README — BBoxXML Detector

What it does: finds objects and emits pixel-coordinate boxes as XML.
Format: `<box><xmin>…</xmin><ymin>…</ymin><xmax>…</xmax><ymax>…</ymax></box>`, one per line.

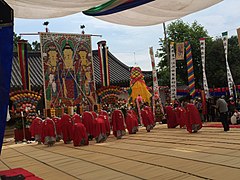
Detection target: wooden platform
<box><xmin>1</xmin><ymin>124</ymin><xmax>240</xmax><ymax>180</ymax></box>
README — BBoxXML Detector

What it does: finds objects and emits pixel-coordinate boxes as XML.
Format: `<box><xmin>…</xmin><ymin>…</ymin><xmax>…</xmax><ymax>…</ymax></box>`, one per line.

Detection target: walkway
<box><xmin>1</xmin><ymin>124</ymin><xmax>240</xmax><ymax>180</ymax></box>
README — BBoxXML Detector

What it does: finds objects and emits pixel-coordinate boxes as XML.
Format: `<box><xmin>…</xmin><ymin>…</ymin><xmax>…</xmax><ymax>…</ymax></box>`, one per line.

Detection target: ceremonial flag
<box><xmin>222</xmin><ymin>31</ymin><xmax>234</xmax><ymax>96</ymax></box>
<box><xmin>170</xmin><ymin>42</ymin><xmax>177</xmax><ymax>101</ymax></box>
<box><xmin>199</xmin><ymin>38</ymin><xmax>209</xmax><ymax>98</ymax></box>
<box><xmin>149</xmin><ymin>47</ymin><xmax>164</xmax><ymax>120</ymax></box>
<box><xmin>17</xmin><ymin>40</ymin><xmax>30</xmax><ymax>90</ymax></box>
<box><xmin>0</xmin><ymin>1</ymin><xmax>13</xmax><ymax>154</ymax></box>
<box><xmin>176</xmin><ymin>42</ymin><xmax>185</xmax><ymax>60</ymax></box>
<box><xmin>98</xmin><ymin>41</ymin><xmax>110</xmax><ymax>86</ymax></box>
<box><xmin>185</xmin><ymin>41</ymin><xmax>196</xmax><ymax>97</ymax></box>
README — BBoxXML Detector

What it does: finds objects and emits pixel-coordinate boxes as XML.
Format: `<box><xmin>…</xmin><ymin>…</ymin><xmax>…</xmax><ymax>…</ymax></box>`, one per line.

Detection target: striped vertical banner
<box><xmin>149</xmin><ymin>47</ymin><xmax>164</xmax><ymax>121</ymax></box>
<box><xmin>170</xmin><ymin>42</ymin><xmax>177</xmax><ymax>101</ymax></box>
<box><xmin>97</xmin><ymin>41</ymin><xmax>110</xmax><ymax>86</ymax></box>
<box><xmin>199</xmin><ymin>38</ymin><xmax>209</xmax><ymax>98</ymax></box>
<box><xmin>185</xmin><ymin>41</ymin><xmax>196</xmax><ymax>97</ymax></box>
<box><xmin>17</xmin><ymin>40</ymin><xmax>30</xmax><ymax>90</ymax></box>
<box><xmin>222</xmin><ymin>32</ymin><xmax>234</xmax><ymax>96</ymax></box>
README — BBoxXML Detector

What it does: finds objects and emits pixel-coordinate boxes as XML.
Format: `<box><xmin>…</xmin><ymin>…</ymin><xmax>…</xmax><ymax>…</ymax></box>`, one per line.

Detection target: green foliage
<box><xmin>228</xmin><ymin>36</ymin><xmax>240</xmax><ymax>85</ymax></box>
<box><xmin>13</xmin><ymin>33</ymin><xmax>40</xmax><ymax>52</ymax></box>
<box><xmin>13</xmin><ymin>33</ymin><xmax>21</xmax><ymax>52</ymax></box>
<box><xmin>32</xmin><ymin>40</ymin><xmax>41</xmax><ymax>51</ymax></box>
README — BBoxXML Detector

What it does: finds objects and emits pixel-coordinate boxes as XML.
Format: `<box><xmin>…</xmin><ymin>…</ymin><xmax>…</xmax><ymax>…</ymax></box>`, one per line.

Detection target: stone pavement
<box><xmin>1</xmin><ymin>124</ymin><xmax>240</xmax><ymax>180</ymax></box>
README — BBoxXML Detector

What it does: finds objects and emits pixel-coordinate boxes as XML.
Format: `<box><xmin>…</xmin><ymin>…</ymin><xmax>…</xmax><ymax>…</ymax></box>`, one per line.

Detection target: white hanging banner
<box><xmin>170</xmin><ymin>42</ymin><xmax>177</xmax><ymax>101</ymax></box>
<box><xmin>222</xmin><ymin>32</ymin><xmax>234</xmax><ymax>96</ymax></box>
<box><xmin>199</xmin><ymin>38</ymin><xmax>209</xmax><ymax>98</ymax></box>
<box><xmin>149</xmin><ymin>47</ymin><xmax>164</xmax><ymax>119</ymax></box>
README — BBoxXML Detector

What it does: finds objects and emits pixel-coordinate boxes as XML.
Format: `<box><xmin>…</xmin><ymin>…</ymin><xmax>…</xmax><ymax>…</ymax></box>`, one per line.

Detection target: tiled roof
<box><xmin>11</xmin><ymin>50</ymin><xmax>152</xmax><ymax>89</ymax></box>
<box><xmin>11</xmin><ymin>52</ymin><xmax>43</xmax><ymax>90</ymax></box>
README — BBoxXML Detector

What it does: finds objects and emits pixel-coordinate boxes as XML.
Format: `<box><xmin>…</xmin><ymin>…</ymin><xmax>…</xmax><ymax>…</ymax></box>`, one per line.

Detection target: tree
<box><xmin>13</xmin><ymin>32</ymin><xmax>33</xmax><ymax>52</ymax></box>
<box><xmin>228</xmin><ymin>36</ymin><xmax>240</xmax><ymax>85</ymax></box>
<box><xmin>157</xmin><ymin>20</ymin><xmax>209</xmax><ymax>88</ymax></box>
<box><xmin>32</xmin><ymin>40</ymin><xmax>40</xmax><ymax>51</ymax></box>
<box><xmin>205</xmin><ymin>36</ymin><xmax>240</xmax><ymax>88</ymax></box>
<box><xmin>13</xmin><ymin>33</ymin><xmax>21</xmax><ymax>52</ymax></box>
<box><xmin>205</xmin><ymin>38</ymin><xmax>226</xmax><ymax>87</ymax></box>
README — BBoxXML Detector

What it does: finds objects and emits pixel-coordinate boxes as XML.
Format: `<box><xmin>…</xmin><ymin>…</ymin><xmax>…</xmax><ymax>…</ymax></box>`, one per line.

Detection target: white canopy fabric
<box><xmin>5</xmin><ymin>0</ymin><xmax>109</xmax><ymax>19</ymax></box>
<box><xmin>6</xmin><ymin>0</ymin><xmax>222</xmax><ymax>26</ymax></box>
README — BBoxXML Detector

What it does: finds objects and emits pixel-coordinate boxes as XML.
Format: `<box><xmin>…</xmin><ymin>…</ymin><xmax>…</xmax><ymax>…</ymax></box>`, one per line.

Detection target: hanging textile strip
<box><xmin>199</xmin><ymin>38</ymin><xmax>209</xmax><ymax>98</ymax></box>
<box><xmin>17</xmin><ymin>40</ymin><xmax>30</xmax><ymax>90</ymax></box>
<box><xmin>98</xmin><ymin>42</ymin><xmax>104</xmax><ymax>86</ymax></box>
<box><xmin>104</xmin><ymin>42</ymin><xmax>110</xmax><ymax>86</ymax></box>
<box><xmin>222</xmin><ymin>32</ymin><xmax>234</xmax><ymax>96</ymax></box>
<box><xmin>170</xmin><ymin>42</ymin><xmax>177</xmax><ymax>101</ymax></box>
<box><xmin>83</xmin><ymin>0</ymin><xmax>154</xmax><ymax>16</ymax></box>
<box><xmin>98</xmin><ymin>41</ymin><xmax>110</xmax><ymax>86</ymax></box>
<box><xmin>185</xmin><ymin>41</ymin><xmax>196</xmax><ymax>97</ymax></box>
<box><xmin>149</xmin><ymin>47</ymin><xmax>164</xmax><ymax>120</ymax></box>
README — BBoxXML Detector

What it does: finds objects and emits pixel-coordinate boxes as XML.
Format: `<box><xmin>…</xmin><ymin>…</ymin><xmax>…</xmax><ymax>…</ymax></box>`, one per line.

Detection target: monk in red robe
<box><xmin>52</xmin><ymin>116</ymin><xmax>62</xmax><ymax>142</ymax></box>
<box><xmin>30</xmin><ymin>116</ymin><xmax>42</xmax><ymax>144</ymax></box>
<box><xmin>111</xmin><ymin>109</ymin><xmax>126</xmax><ymax>139</ymax></box>
<box><xmin>144</xmin><ymin>105</ymin><xmax>155</xmax><ymax>126</ymax></box>
<box><xmin>41</xmin><ymin>117</ymin><xmax>56</xmax><ymax>146</ymax></box>
<box><xmin>175</xmin><ymin>107</ymin><xmax>186</xmax><ymax>128</ymax></box>
<box><xmin>165</xmin><ymin>105</ymin><xmax>178</xmax><ymax>128</ymax></box>
<box><xmin>99</xmin><ymin>110</ymin><xmax>111</xmax><ymax>136</ymax></box>
<box><xmin>94</xmin><ymin>115</ymin><xmax>107</xmax><ymax>143</ymax></box>
<box><xmin>125</xmin><ymin>110</ymin><xmax>138</xmax><ymax>134</ymax></box>
<box><xmin>141</xmin><ymin>109</ymin><xmax>153</xmax><ymax>132</ymax></box>
<box><xmin>91</xmin><ymin>111</ymin><xmax>97</xmax><ymax>119</ymax></box>
<box><xmin>60</xmin><ymin>113</ymin><xmax>73</xmax><ymax>144</ymax></box>
<box><xmin>72</xmin><ymin>113</ymin><xmax>82</xmax><ymax>123</ymax></box>
<box><xmin>82</xmin><ymin>111</ymin><xmax>95</xmax><ymax>140</ymax></box>
<box><xmin>72</xmin><ymin>113</ymin><xmax>89</xmax><ymax>146</ymax></box>
<box><xmin>185</xmin><ymin>103</ymin><xmax>202</xmax><ymax>133</ymax></box>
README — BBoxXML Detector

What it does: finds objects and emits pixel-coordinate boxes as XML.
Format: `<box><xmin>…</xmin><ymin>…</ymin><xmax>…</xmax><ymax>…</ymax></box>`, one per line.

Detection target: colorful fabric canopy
<box><xmin>6</xmin><ymin>0</ymin><xmax>222</xmax><ymax>26</ymax></box>
<box><xmin>94</xmin><ymin>0</ymin><xmax>223</xmax><ymax>26</ymax></box>
<box><xmin>83</xmin><ymin>0</ymin><xmax>154</xmax><ymax>16</ymax></box>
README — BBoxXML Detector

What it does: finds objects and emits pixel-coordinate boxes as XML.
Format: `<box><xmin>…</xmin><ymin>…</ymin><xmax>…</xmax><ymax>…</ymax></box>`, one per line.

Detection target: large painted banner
<box><xmin>40</xmin><ymin>33</ymin><xmax>96</xmax><ymax>109</ymax></box>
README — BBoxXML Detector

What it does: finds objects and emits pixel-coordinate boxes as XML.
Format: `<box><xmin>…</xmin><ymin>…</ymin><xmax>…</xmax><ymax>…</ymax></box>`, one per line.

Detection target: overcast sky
<box><xmin>14</xmin><ymin>0</ymin><xmax>240</xmax><ymax>71</ymax></box>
